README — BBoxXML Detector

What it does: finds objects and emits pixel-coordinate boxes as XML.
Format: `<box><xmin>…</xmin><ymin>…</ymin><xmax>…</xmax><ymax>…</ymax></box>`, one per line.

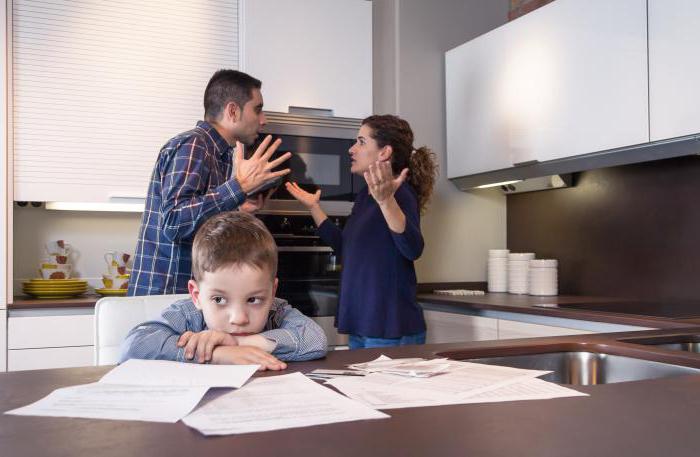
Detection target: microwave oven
<box><xmin>248</xmin><ymin>111</ymin><xmax>363</xmax><ymax>216</ymax></box>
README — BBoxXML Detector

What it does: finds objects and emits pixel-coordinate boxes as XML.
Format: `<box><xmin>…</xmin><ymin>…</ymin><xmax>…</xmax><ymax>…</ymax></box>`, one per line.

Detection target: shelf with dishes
<box><xmin>22</xmin><ymin>241</ymin><xmax>131</xmax><ymax>298</ymax></box>
<box><xmin>21</xmin><ymin>279</ymin><xmax>128</xmax><ymax>298</ymax></box>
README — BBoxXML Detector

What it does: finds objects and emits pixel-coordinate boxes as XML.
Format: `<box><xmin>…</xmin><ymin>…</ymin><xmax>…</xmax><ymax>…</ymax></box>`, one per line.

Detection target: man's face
<box><xmin>234</xmin><ymin>88</ymin><xmax>266</xmax><ymax>145</ymax></box>
<box><xmin>188</xmin><ymin>263</ymin><xmax>277</xmax><ymax>336</ymax></box>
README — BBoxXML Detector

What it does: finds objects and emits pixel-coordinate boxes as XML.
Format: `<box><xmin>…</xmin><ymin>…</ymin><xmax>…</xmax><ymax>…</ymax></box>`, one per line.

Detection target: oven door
<box><xmin>275</xmin><ymin>246</ymin><xmax>340</xmax><ymax>318</ymax></box>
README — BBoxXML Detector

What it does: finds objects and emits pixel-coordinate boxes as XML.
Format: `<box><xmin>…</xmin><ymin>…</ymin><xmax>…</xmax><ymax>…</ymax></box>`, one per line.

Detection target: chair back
<box><xmin>94</xmin><ymin>294</ymin><xmax>189</xmax><ymax>365</ymax></box>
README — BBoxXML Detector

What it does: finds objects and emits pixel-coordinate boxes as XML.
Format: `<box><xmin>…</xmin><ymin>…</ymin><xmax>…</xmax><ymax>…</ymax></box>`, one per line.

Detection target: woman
<box><xmin>285</xmin><ymin>114</ymin><xmax>437</xmax><ymax>349</ymax></box>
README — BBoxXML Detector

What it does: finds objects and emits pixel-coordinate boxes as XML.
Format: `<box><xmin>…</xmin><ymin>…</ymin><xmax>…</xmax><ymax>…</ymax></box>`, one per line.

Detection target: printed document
<box><xmin>327</xmin><ymin>358</ymin><xmax>587</xmax><ymax>409</ymax></box>
<box><xmin>99</xmin><ymin>359</ymin><xmax>258</xmax><ymax>388</ymax></box>
<box><xmin>183</xmin><ymin>372</ymin><xmax>389</xmax><ymax>435</ymax></box>
<box><xmin>5</xmin><ymin>383</ymin><xmax>209</xmax><ymax>423</ymax></box>
<box><xmin>5</xmin><ymin>359</ymin><xmax>259</xmax><ymax>423</ymax></box>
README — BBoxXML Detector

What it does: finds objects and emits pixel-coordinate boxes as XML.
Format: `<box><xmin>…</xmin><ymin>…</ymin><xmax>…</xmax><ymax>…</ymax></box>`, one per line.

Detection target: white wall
<box><xmin>10</xmin><ymin>1</ymin><xmax>510</xmax><ymax>295</ymax></box>
<box><xmin>12</xmin><ymin>208</ymin><xmax>141</xmax><ymax>291</ymax></box>
<box><xmin>373</xmin><ymin>0</ymin><xmax>509</xmax><ymax>282</ymax></box>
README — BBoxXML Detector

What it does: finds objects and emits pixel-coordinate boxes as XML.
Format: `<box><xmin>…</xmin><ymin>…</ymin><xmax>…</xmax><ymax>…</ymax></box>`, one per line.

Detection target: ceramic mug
<box><xmin>104</xmin><ymin>251</ymin><xmax>131</xmax><ymax>268</ymax></box>
<box><xmin>45</xmin><ymin>240</ymin><xmax>71</xmax><ymax>256</ymax></box>
<box><xmin>44</xmin><ymin>253</ymin><xmax>69</xmax><ymax>265</ymax></box>
<box><xmin>102</xmin><ymin>274</ymin><xmax>130</xmax><ymax>290</ymax></box>
<box><xmin>39</xmin><ymin>264</ymin><xmax>71</xmax><ymax>280</ymax></box>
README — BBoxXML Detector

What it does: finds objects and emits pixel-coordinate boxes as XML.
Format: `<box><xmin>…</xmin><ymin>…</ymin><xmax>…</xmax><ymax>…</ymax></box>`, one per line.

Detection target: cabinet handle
<box><xmin>512</xmin><ymin>159</ymin><xmax>539</xmax><ymax>167</ymax></box>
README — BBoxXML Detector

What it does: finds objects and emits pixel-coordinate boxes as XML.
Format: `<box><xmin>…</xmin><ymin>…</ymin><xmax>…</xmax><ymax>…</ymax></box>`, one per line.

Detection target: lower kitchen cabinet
<box><xmin>498</xmin><ymin>319</ymin><xmax>592</xmax><ymax>340</ymax></box>
<box><xmin>0</xmin><ymin>310</ymin><xmax>6</xmax><ymax>372</ymax></box>
<box><xmin>8</xmin><ymin>346</ymin><xmax>93</xmax><ymax>371</ymax></box>
<box><xmin>312</xmin><ymin>316</ymin><xmax>349</xmax><ymax>348</ymax></box>
<box><xmin>424</xmin><ymin>310</ymin><xmax>593</xmax><ymax>344</ymax></box>
<box><xmin>424</xmin><ymin>310</ymin><xmax>498</xmax><ymax>344</ymax></box>
<box><xmin>7</xmin><ymin>312</ymin><xmax>94</xmax><ymax>371</ymax></box>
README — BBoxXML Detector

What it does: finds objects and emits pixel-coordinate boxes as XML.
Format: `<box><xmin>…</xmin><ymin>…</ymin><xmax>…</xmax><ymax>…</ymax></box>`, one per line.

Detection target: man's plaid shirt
<box><xmin>128</xmin><ymin>121</ymin><xmax>245</xmax><ymax>296</ymax></box>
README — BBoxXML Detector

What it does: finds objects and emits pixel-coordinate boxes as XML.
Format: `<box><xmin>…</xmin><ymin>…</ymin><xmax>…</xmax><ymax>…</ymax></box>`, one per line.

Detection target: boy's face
<box><xmin>188</xmin><ymin>263</ymin><xmax>278</xmax><ymax>336</ymax></box>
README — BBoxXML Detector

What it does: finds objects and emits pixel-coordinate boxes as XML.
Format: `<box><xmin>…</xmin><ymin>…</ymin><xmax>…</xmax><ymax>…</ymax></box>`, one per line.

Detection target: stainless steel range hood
<box><xmin>452</xmin><ymin>134</ymin><xmax>700</xmax><ymax>193</ymax></box>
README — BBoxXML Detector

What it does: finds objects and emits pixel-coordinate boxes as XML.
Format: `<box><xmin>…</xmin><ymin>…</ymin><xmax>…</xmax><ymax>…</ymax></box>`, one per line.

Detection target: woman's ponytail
<box><xmin>408</xmin><ymin>146</ymin><xmax>438</xmax><ymax>214</ymax></box>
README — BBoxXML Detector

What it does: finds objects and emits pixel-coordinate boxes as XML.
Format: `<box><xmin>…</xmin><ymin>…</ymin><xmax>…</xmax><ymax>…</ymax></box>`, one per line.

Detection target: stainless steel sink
<box><xmin>464</xmin><ymin>351</ymin><xmax>700</xmax><ymax>385</ymax></box>
<box><xmin>653</xmin><ymin>342</ymin><xmax>700</xmax><ymax>352</ymax></box>
<box><xmin>622</xmin><ymin>335</ymin><xmax>700</xmax><ymax>354</ymax></box>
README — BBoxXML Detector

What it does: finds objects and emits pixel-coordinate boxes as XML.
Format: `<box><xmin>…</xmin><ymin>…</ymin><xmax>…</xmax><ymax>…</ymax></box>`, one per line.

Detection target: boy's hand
<box><xmin>177</xmin><ymin>330</ymin><xmax>238</xmax><ymax>363</ymax></box>
<box><xmin>212</xmin><ymin>346</ymin><xmax>287</xmax><ymax>371</ymax></box>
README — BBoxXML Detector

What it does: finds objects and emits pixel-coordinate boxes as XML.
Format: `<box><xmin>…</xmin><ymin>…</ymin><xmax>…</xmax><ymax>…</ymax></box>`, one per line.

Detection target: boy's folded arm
<box><xmin>119</xmin><ymin>322</ymin><xmax>190</xmax><ymax>363</ymax></box>
<box><xmin>118</xmin><ymin>300</ymin><xmax>202</xmax><ymax>364</ymax></box>
<box><xmin>259</xmin><ymin>306</ymin><xmax>328</xmax><ymax>362</ymax></box>
<box><xmin>235</xmin><ymin>334</ymin><xmax>276</xmax><ymax>353</ymax></box>
<box><xmin>210</xmin><ymin>345</ymin><xmax>286</xmax><ymax>370</ymax></box>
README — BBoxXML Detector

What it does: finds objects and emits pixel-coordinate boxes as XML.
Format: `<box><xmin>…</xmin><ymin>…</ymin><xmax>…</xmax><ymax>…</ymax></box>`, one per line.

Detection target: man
<box><xmin>128</xmin><ymin>69</ymin><xmax>291</xmax><ymax>296</ymax></box>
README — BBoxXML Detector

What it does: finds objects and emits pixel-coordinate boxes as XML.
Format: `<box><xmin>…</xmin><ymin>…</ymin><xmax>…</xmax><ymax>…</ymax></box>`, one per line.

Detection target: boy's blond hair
<box><xmin>191</xmin><ymin>211</ymin><xmax>277</xmax><ymax>281</ymax></box>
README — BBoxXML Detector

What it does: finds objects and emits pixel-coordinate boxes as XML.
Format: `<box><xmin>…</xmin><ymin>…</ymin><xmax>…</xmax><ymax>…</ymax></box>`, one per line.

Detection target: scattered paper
<box><xmin>348</xmin><ymin>356</ymin><xmax>451</xmax><ymax>377</ymax></box>
<box><xmin>183</xmin><ymin>372</ymin><xmax>389</xmax><ymax>435</ymax></box>
<box><xmin>5</xmin><ymin>383</ymin><xmax>209</xmax><ymax>423</ymax></box>
<box><xmin>306</xmin><ymin>369</ymin><xmax>367</xmax><ymax>381</ymax></box>
<box><xmin>100</xmin><ymin>359</ymin><xmax>259</xmax><ymax>388</ymax></box>
<box><xmin>327</xmin><ymin>358</ymin><xmax>586</xmax><ymax>410</ymax></box>
<box><xmin>5</xmin><ymin>359</ymin><xmax>260</xmax><ymax>422</ymax></box>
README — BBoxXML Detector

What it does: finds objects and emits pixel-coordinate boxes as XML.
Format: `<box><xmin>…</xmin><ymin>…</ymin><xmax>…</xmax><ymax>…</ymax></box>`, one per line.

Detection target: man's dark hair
<box><xmin>203</xmin><ymin>69</ymin><xmax>262</xmax><ymax>121</ymax></box>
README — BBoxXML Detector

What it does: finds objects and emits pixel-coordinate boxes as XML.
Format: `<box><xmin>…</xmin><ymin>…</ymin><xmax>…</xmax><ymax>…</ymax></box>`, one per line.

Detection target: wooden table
<box><xmin>2</xmin><ymin>335</ymin><xmax>700</xmax><ymax>457</ymax></box>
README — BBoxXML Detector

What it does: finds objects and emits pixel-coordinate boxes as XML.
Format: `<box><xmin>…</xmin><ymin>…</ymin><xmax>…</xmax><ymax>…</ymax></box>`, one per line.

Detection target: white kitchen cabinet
<box><xmin>498</xmin><ymin>319</ymin><xmax>592</xmax><ymax>340</ymax></box>
<box><xmin>0</xmin><ymin>310</ymin><xmax>6</xmax><ymax>372</ymax></box>
<box><xmin>312</xmin><ymin>316</ymin><xmax>349</xmax><ymax>348</ymax></box>
<box><xmin>446</xmin><ymin>0</ymin><xmax>648</xmax><ymax>178</ymax></box>
<box><xmin>11</xmin><ymin>0</ymin><xmax>241</xmax><ymax>203</ymax></box>
<box><xmin>8</xmin><ymin>346</ymin><xmax>93</xmax><ymax>371</ymax></box>
<box><xmin>7</xmin><ymin>313</ymin><xmax>94</xmax><ymax>371</ymax></box>
<box><xmin>1</xmin><ymin>0</ymin><xmax>8</xmax><ymax>371</ymax></box>
<box><xmin>8</xmin><ymin>314</ymin><xmax>94</xmax><ymax>349</ymax></box>
<box><xmin>424</xmin><ymin>310</ymin><xmax>498</xmax><ymax>344</ymax></box>
<box><xmin>242</xmin><ymin>0</ymin><xmax>372</xmax><ymax>119</ymax></box>
<box><xmin>648</xmin><ymin>0</ymin><xmax>700</xmax><ymax>141</ymax></box>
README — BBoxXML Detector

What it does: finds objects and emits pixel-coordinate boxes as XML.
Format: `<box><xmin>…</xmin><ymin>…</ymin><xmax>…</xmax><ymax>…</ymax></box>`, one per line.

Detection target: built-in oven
<box><xmin>249</xmin><ymin>111</ymin><xmax>363</xmax><ymax>216</ymax></box>
<box><xmin>258</xmin><ymin>213</ymin><xmax>349</xmax><ymax>347</ymax></box>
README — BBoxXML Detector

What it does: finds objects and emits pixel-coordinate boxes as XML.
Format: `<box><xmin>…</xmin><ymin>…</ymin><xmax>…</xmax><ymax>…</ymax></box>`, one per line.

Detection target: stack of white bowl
<box><xmin>528</xmin><ymin>259</ymin><xmax>558</xmax><ymax>296</ymax></box>
<box><xmin>487</xmin><ymin>249</ymin><xmax>509</xmax><ymax>292</ymax></box>
<box><xmin>508</xmin><ymin>252</ymin><xmax>535</xmax><ymax>294</ymax></box>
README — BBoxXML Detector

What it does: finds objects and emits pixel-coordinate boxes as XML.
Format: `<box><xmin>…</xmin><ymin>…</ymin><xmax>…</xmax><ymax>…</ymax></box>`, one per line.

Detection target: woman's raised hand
<box><xmin>285</xmin><ymin>182</ymin><xmax>322</xmax><ymax>209</ymax></box>
<box><xmin>364</xmin><ymin>161</ymin><xmax>408</xmax><ymax>205</ymax></box>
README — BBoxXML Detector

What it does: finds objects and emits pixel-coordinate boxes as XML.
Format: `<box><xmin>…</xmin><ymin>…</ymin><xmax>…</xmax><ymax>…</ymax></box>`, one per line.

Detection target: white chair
<box><xmin>94</xmin><ymin>293</ymin><xmax>189</xmax><ymax>366</ymax></box>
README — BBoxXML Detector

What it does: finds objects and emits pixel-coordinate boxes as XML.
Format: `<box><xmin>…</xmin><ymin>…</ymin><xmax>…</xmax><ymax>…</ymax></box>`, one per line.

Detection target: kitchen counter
<box><xmin>11</xmin><ymin>295</ymin><xmax>101</xmax><ymax>310</ymax></box>
<box><xmin>11</xmin><ymin>285</ymin><xmax>698</xmax><ymax>329</ymax></box>
<box><xmin>2</xmin><ymin>330</ymin><xmax>700</xmax><ymax>457</ymax></box>
<box><xmin>418</xmin><ymin>292</ymin><xmax>695</xmax><ymax>329</ymax></box>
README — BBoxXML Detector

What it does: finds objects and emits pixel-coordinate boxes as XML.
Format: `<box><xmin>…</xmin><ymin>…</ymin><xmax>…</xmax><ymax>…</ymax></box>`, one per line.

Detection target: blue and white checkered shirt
<box><xmin>119</xmin><ymin>297</ymin><xmax>328</xmax><ymax>363</ymax></box>
<box><xmin>128</xmin><ymin>121</ymin><xmax>246</xmax><ymax>296</ymax></box>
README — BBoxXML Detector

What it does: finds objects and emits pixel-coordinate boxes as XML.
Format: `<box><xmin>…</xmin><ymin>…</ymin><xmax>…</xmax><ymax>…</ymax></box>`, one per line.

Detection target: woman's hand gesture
<box><xmin>285</xmin><ymin>182</ymin><xmax>321</xmax><ymax>209</ymax></box>
<box><xmin>364</xmin><ymin>161</ymin><xmax>408</xmax><ymax>205</ymax></box>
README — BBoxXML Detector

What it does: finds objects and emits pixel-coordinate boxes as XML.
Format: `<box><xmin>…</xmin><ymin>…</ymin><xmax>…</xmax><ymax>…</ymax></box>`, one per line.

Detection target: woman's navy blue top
<box><xmin>317</xmin><ymin>182</ymin><xmax>426</xmax><ymax>339</ymax></box>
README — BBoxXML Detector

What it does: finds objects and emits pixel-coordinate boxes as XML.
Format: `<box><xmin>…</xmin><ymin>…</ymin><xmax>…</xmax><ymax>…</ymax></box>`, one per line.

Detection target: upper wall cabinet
<box><xmin>242</xmin><ymin>0</ymin><xmax>372</xmax><ymax>119</ymax></box>
<box><xmin>446</xmin><ymin>0</ymin><xmax>649</xmax><ymax>181</ymax></box>
<box><xmin>648</xmin><ymin>0</ymin><xmax>700</xmax><ymax>141</ymax></box>
<box><xmin>12</xmin><ymin>0</ymin><xmax>241</xmax><ymax>203</ymax></box>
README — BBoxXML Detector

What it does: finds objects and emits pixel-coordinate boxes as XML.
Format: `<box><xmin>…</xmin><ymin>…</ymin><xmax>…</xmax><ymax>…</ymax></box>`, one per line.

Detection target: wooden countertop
<box><xmin>417</xmin><ymin>292</ymin><xmax>695</xmax><ymax>328</ymax></box>
<box><xmin>11</xmin><ymin>295</ymin><xmax>100</xmax><ymax>309</ymax></box>
<box><xmin>11</xmin><ymin>287</ymin><xmax>697</xmax><ymax>329</ymax></box>
<box><xmin>2</xmin><ymin>330</ymin><xmax>700</xmax><ymax>457</ymax></box>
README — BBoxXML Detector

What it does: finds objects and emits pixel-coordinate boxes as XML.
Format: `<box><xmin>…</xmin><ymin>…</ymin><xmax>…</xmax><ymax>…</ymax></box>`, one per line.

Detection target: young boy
<box><xmin>119</xmin><ymin>212</ymin><xmax>328</xmax><ymax>370</ymax></box>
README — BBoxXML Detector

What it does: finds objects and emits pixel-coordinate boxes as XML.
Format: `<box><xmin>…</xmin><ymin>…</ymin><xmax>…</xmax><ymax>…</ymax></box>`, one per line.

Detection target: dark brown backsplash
<box><xmin>507</xmin><ymin>155</ymin><xmax>700</xmax><ymax>302</ymax></box>
<box><xmin>508</xmin><ymin>0</ymin><xmax>555</xmax><ymax>21</ymax></box>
